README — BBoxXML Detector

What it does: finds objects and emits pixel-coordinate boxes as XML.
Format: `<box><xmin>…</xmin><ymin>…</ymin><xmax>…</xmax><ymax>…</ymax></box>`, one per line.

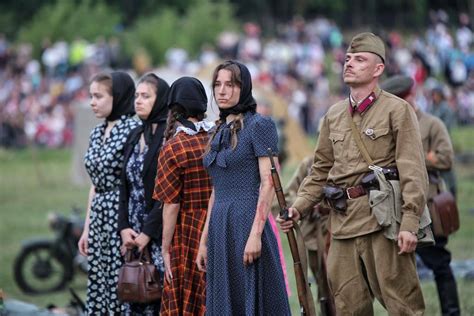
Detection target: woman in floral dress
<box><xmin>79</xmin><ymin>71</ymin><xmax>139</xmax><ymax>315</ymax></box>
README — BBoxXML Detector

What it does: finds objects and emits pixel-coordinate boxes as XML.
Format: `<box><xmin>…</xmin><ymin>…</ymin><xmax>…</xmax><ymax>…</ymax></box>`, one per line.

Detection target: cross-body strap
<box><xmin>349</xmin><ymin>112</ymin><xmax>375</xmax><ymax>166</ymax></box>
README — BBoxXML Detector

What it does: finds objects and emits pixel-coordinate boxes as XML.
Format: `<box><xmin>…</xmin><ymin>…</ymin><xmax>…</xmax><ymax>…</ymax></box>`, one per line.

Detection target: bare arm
<box><xmin>196</xmin><ymin>189</ymin><xmax>215</xmax><ymax>272</ymax></box>
<box><xmin>243</xmin><ymin>156</ymin><xmax>276</xmax><ymax>265</ymax></box>
<box><xmin>162</xmin><ymin>202</ymin><xmax>180</xmax><ymax>282</ymax></box>
<box><xmin>78</xmin><ymin>184</ymin><xmax>95</xmax><ymax>256</ymax></box>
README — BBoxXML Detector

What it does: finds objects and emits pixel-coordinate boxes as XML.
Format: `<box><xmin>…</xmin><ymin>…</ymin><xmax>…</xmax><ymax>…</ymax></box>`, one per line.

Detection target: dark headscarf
<box><xmin>107</xmin><ymin>71</ymin><xmax>136</xmax><ymax>121</ymax></box>
<box><xmin>138</xmin><ymin>73</ymin><xmax>170</xmax><ymax>144</ymax></box>
<box><xmin>218</xmin><ymin>60</ymin><xmax>257</xmax><ymax>120</ymax></box>
<box><xmin>167</xmin><ymin>76</ymin><xmax>208</xmax><ymax>131</ymax></box>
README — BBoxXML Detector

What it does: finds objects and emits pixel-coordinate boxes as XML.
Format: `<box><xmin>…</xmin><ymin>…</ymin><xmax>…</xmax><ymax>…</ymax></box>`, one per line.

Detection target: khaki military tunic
<box><xmin>293</xmin><ymin>87</ymin><xmax>428</xmax><ymax>239</ymax></box>
<box><xmin>417</xmin><ymin>109</ymin><xmax>454</xmax><ymax>198</ymax></box>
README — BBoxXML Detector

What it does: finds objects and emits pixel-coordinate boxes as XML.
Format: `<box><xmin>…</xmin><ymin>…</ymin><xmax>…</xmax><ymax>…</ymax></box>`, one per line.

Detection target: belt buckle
<box><xmin>346</xmin><ymin>187</ymin><xmax>355</xmax><ymax>200</ymax></box>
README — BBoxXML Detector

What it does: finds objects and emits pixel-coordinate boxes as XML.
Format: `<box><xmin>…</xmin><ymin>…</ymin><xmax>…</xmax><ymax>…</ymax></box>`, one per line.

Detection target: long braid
<box><xmin>204</xmin><ymin>118</ymin><xmax>225</xmax><ymax>155</ymax></box>
<box><xmin>205</xmin><ymin>113</ymin><xmax>245</xmax><ymax>154</ymax></box>
<box><xmin>164</xmin><ymin>109</ymin><xmax>178</xmax><ymax>142</ymax></box>
<box><xmin>230</xmin><ymin>113</ymin><xmax>244</xmax><ymax>149</ymax></box>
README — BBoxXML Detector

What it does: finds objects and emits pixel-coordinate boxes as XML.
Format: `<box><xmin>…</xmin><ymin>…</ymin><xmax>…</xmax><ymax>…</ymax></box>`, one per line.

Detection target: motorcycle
<box><xmin>13</xmin><ymin>206</ymin><xmax>87</xmax><ymax>294</ymax></box>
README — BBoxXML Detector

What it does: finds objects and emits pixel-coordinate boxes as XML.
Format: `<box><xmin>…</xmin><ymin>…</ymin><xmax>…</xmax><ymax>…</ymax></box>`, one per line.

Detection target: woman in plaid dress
<box><xmin>153</xmin><ymin>77</ymin><xmax>213</xmax><ymax>316</ymax></box>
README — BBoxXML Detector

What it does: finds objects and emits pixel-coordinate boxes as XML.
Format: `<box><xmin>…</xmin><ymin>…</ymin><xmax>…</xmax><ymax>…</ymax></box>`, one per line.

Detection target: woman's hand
<box><xmin>134</xmin><ymin>233</ymin><xmax>150</xmax><ymax>253</ymax></box>
<box><xmin>78</xmin><ymin>228</ymin><xmax>89</xmax><ymax>257</ymax></box>
<box><xmin>162</xmin><ymin>249</ymin><xmax>173</xmax><ymax>283</ymax></box>
<box><xmin>196</xmin><ymin>243</ymin><xmax>208</xmax><ymax>272</ymax></box>
<box><xmin>120</xmin><ymin>228</ymin><xmax>139</xmax><ymax>249</ymax></box>
<box><xmin>243</xmin><ymin>232</ymin><xmax>262</xmax><ymax>266</ymax></box>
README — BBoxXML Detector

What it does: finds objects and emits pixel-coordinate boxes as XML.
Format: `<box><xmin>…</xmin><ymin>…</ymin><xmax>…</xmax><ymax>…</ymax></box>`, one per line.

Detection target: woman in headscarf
<box><xmin>196</xmin><ymin>60</ymin><xmax>291</xmax><ymax>315</ymax></box>
<box><xmin>79</xmin><ymin>71</ymin><xmax>140</xmax><ymax>314</ymax></box>
<box><xmin>117</xmin><ymin>73</ymin><xmax>170</xmax><ymax>315</ymax></box>
<box><xmin>153</xmin><ymin>77</ymin><xmax>214</xmax><ymax>316</ymax></box>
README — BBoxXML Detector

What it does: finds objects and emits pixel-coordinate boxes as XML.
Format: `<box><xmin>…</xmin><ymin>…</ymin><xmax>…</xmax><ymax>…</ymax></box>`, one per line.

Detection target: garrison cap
<box><xmin>347</xmin><ymin>32</ymin><xmax>386</xmax><ymax>63</ymax></box>
<box><xmin>380</xmin><ymin>75</ymin><xmax>414</xmax><ymax>98</ymax></box>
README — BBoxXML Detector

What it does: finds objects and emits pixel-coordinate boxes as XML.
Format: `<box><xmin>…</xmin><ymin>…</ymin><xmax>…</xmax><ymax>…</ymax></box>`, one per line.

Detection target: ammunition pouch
<box><xmin>323</xmin><ymin>186</ymin><xmax>347</xmax><ymax>214</ymax></box>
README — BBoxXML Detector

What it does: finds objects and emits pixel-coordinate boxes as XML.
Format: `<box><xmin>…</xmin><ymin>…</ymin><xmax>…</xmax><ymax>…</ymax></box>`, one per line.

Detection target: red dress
<box><xmin>153</xmin><ymin>130</ymin><xmax>212</xmax><ymax>316</ymax></box>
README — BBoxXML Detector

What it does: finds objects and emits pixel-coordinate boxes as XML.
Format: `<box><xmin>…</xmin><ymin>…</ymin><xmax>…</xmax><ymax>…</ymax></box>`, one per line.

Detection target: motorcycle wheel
<box><xmin>13</xmin><ymin>240</ymin><xmax>74</xmax><ymax>294</ymax></box>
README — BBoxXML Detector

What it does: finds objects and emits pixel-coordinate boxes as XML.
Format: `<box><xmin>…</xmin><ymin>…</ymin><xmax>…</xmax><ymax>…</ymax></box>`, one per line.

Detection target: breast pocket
<box><xmin>363</xmin><ymin>127</ymin><xmax>393</xmax><ymax>160</ymax></box>
<box><xmin>329</xmin><ymin>132</ymin><xmax>345</xmax><ymax>161</ymax></box>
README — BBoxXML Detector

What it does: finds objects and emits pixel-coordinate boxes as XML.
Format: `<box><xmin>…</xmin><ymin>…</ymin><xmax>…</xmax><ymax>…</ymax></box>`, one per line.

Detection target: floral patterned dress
<box><xmin>123</xmin><ymin>141</ymin><xmax>165</xmax><ymax>316</ymax></box>
<box><xmin>84</xmin><ymin>114</ymin><xmax>139</xmax><ymax>315</ymax></box>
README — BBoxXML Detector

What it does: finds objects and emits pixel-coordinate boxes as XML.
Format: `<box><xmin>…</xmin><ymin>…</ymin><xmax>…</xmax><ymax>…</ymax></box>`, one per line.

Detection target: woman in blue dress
<box><xmin>118</xmin><ymin>73</ymin><xmax>170</xmax><ymax>315</ymax></box>
<box><xmin>197</xmin><ymin>60</ymin><xmax>291</xmax><ymax>315</ymax></box>
<box><xmin>79</xmin><ymin>71</ymin><xmax>139</xmax><ymax>314</ymax></box>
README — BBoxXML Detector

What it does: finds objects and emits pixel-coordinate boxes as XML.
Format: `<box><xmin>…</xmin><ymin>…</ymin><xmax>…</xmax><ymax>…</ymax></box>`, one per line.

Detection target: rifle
<box><xmin>268</xmin><ymin>149</ymin><xmax>317</xmax><ymax>316</ymax></box>
<box><xmin>314</xmin><ymin>208</ymin><xmax>336</xmax><ymax>316</ymax></box>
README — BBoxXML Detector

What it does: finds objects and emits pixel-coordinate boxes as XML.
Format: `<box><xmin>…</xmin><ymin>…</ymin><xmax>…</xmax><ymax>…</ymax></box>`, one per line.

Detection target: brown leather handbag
<box><xmin>429</xmin><ymin>191</ymin><xmax>460</xmax><ymax>237</ymax></box>
<box><xmin>117</xmin><ymin>248</ymin><xmax>162</xmax><ymax>303</ymax></box>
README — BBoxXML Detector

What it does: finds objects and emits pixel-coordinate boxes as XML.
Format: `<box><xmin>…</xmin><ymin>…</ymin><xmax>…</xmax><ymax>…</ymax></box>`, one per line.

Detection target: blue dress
<box><xmin>203</xmin><ymin>112</ymin><xmax>291</xmax><ymax>315</ymax></box>
<box><xmin>123</xmin><ymin>142</ymin><xmax>165</xmax><ymax>316</ymax></box>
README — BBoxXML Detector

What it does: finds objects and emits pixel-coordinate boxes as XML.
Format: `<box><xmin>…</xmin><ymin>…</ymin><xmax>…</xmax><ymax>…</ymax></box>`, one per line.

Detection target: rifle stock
<box><xmin>268</xmin><ymin>149</ymin><xmax>316</xmax><ymax>316</ymax></box>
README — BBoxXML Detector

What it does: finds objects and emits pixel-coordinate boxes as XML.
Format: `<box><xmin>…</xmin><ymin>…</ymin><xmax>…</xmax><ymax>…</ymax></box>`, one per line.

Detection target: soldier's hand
<box><xmin>277</xmin><ymin>207</ymin><xmax>300</xmax><ymax>232</ymax></box>
<box><xmin>397</xmin><ymin>231</ymin><xmax>418</xmax><ymax>254</ymax></box>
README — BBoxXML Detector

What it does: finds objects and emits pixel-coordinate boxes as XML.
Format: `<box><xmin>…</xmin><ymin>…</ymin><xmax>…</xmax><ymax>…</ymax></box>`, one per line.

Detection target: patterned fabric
<box><xmin>153</xmin><ymin>130</ymin><xmax>212</xmax><ymax>316</ymax></box>
<box><xmin>203</xmin><ymin>112</ymin><xmax>291</xmax><ymax>315</ymax></box>
<box><xmin>84</xmin><ymin>115</ymin><xmax>139</xmax><ymax>315</ymax></box>
<box><xmin>123</xmin><ymin>142</ymin><xmax>164</xmax><ymax>316</ymax></box>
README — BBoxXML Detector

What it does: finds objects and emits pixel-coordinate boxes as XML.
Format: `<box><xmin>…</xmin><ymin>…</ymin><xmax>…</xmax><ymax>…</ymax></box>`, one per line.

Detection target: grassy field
<box><xmin>0</xmin><ymin>126</ymin><xmax>473</xmax><ymax>314</ymax></box>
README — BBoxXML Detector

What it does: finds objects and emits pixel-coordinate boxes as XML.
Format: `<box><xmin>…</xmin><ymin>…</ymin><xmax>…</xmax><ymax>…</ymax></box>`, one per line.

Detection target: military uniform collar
<box><xmin>349</xmin><ymin>86</ymin><xmax>382</xmax><ymax>115</ymax></box>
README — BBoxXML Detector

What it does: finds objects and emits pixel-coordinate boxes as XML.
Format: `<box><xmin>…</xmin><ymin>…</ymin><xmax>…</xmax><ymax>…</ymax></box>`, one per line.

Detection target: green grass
<box><xmin>0</xmin><ymin>148</ymin><xmax>89</xmax><ymax>307</ymax></box>
<box><xmin>1</xmin><ymin>125</ymin><xmax>474</xmax><ymax>314</ymax></box>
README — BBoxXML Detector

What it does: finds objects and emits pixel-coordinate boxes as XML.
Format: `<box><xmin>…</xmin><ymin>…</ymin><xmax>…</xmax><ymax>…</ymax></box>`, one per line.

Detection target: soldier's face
<box><xmin>343</xmin><ymin>52</ymin><xmax>384</xmax><ymax>86</ymax></box>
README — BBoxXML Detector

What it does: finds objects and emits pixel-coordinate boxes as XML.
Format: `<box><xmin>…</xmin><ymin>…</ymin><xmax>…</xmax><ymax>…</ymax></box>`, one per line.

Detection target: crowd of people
<box><xmin>1</xmin><ymin>11</ymin><xmax>473</xmax><ymax>149</ymax></box>
<box><xmin>69</xmin><ymin>29</ymin><xmax>463</xmax><ymax>315</ymax></box>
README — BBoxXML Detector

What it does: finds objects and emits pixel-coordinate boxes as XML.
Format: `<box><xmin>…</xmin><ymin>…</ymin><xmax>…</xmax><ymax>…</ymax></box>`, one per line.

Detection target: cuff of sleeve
<box><xmin>292</xmin><ymin>196</ymin><xmax>315</xmax><ymax>218</ymax></box>
<box><xmin>143</xmin><ymin>225</ymin><xmax>160</xmax><ymax>242</ymax></box>
<box><xmin>117</xmin><ymin>222</ymin><xmax>130</xmax><ymax>233</ymax></box>
<box><xmin>400</xmin><ymin>212</ymin><xmax>420</xmax><ymax>233</ymax></box>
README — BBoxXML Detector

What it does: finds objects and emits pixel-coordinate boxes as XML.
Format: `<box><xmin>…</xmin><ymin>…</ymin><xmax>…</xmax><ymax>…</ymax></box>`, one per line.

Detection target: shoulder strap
<box><xmin>349</xmin><ymin>113</ymin><xmax>374</xmax><ymax>166</ymax></box>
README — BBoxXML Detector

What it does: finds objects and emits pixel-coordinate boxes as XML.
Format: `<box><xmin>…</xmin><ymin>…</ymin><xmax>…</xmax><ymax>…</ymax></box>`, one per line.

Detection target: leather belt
<box><xmin>345</xmin><ymin>185</ymin><xmax>367</xmax><ymax>200</ymax></box>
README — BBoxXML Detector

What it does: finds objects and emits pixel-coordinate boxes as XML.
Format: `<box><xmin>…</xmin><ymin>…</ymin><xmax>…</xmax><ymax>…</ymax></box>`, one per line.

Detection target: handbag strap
<box><xmin>139</xmin><ymin>247</ymin><xmax>152</xmax><ymax>263</ymax></box>
<box><xmin>349</xmin><ymin>112</ymin><xmax>375</xmax><ymax>166</ymax></box>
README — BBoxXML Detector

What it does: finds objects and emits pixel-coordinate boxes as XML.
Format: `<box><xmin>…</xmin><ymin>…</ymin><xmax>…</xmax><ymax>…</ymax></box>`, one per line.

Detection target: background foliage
<box><xmin>1</xmin><ymin>0</ymin><xmax>473</xmax><ymax>62</ymax></box>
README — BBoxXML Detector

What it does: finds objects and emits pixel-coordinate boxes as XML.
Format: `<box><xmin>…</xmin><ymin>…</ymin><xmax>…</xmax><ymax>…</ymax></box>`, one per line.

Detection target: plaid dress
<box><xmin>153</xmin><ymin>130</ymin><xmax>212</xmax><ymax>316</ymax></box>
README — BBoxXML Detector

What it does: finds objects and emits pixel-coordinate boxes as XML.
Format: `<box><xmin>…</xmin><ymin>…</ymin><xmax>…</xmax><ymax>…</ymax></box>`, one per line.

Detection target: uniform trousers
<box><xmin>327</xmin><ymin>230</ymin><xmax>425</xmax><ymax>315</ymax></box>
<box><xmin>416</xmin><ymin>236</ymin><xmax>460</xmax><ymax>316</ymax></box>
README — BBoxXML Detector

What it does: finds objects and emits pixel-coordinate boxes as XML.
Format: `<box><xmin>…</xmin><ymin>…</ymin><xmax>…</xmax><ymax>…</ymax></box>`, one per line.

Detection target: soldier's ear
<box><xmin>373</xmin><ymin>63</ymin><xmax>385</xmax><ymax>78</ymax></box>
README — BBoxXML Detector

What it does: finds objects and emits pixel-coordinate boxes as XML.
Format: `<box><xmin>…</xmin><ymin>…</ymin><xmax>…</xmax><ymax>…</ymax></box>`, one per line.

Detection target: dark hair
<box><xmin>163</xmin><ymin>104</ymin><xmax>206</xmax><ymax>141</ymax></box>
<box><xmin>137</xmin><ymin>73</ymin><xmax>160</xmax><ymax>94</ymax></box>
<box><xmin>206</xmin><ymin>61</ymin><xmax>246</xmax><ymax>153</ymax></box>
<box><xmin>89</xmin><ymin>72</ymin><xmax>112</xmax><ymax>96</ymax></box>
<box><xmin>211</xmin><ymin>61</ymin><xmax>242</xmax><ymax>103</ymax></box>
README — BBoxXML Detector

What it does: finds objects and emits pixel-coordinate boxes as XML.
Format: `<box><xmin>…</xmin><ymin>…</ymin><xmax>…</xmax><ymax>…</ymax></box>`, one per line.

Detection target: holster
<box><xmin>323</xmin><ymin>185</ymin><xmax>347</xmax><ymax>214</ymax></box>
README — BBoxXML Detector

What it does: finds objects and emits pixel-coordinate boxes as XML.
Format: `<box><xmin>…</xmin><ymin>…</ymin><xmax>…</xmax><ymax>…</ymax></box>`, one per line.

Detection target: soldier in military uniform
<box><xmin>381</xmin><ymin>75</ymin><xmax>460</xmax><ymax>316</ymax></box>
<box><xmin>279</xmin><ymin>32</ymin><xmax>428</xmax><ymax>315</ymax></box>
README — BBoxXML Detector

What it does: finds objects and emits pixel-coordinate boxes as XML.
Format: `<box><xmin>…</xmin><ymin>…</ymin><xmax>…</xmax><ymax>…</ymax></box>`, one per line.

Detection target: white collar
<box><xmin>175</xmin><ymin>120</ymin><xmax>215</xmax><ymax>136</ymax></box>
